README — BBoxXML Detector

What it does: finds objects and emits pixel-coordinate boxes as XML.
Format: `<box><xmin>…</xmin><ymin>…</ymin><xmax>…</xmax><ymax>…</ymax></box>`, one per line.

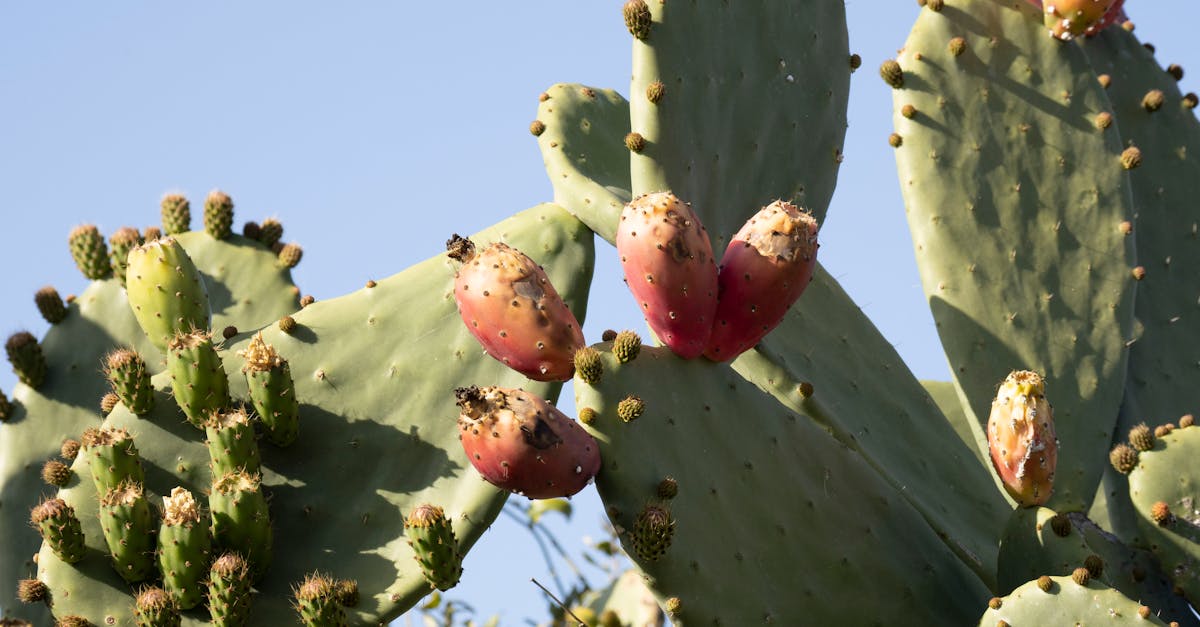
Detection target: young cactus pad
<box><xmin>627</xmin><ymin>0</ymin><xmax>850</xmax><ymax>244</ymax></box>
<box><xmin>32</xmin><ymin>204</ymin><xmax>594</xmax><ymax>624</ymax></box>
<box><xmin>574</xmin><ymin>345</ymin><xmax>990</xmax><ymax>624</ymax></box>
<box><xmin>0</xmin><ymin>227</ymin><xmax>301</xmax><ymax>623</ymax></box>
<box><xmin>892</xmin><ymin>0</ymin><xmax>1136</xmax><ymax>511</ymax></box>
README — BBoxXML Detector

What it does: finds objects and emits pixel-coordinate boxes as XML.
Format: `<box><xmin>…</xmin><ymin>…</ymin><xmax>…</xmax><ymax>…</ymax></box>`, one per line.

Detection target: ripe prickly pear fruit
<box><xmin>160</xmin><ymin>193</ymin><xmax>191</xmax><ymax>235</ymax></box>
<box><xmin>109</xmin><ymin>226</ymin><xmax>142</xmax><ymax>288</ymax></box>
<box><xmin>207</xmin><ymin>552</ymin><xmax>253</xmax><ymax>627</ymax></box>
<box><xmin>157</xmin><ymin>487</ymin><xmax>212</xmax><ymax>610</ymax></box>
<box><xmin>204</xmin><ymin>190</ymin><xmax>234</xmax><ymax>240</ymax></box>
<box><xmin>68</xmin><ymin>224</ymin><xmax>114</xmax><ymax>281</ymax></box>
<box><xmin>404</xmin><ymin>504</ymin><xmax>463</xmax><ymax>591</ymax></box>
<box><xmin>6</xmin><ymin>331</ymin><xmax>47</xmax><ymax>388</ymax></box>
<box><xmin>167</xmin><ymin>330</ymin><xmax>231</xmax><ymax>428</ymax></box>
<box><xmin>98</xmin><ymin>480</ymin><xmax>155</xmax><ymax>583</ymax></box>
<box><xmin>986</xmin><ymin>370</ymin><xmax>1058</xmax><ymax>507</ymax></box>
<box><xmin>209</xmin><ymin>471</ymin><xmax>272</xmax><ymax>580</ymax></box>
<box><xmin>239</xmin><ymin>333</ymin><xmax>300</xmax><ymax>447</ymax></box>
<box><xmin>134</xmin><ymin>586</ymin><xmax>181</xmax><ymax>627</ymax></box>
<box><xmin>35</xmin><ymin>285</ymin><xmax>67</xmax><ymax>324</ymax></box>
<box><xmin>30</xmin><ymin>497</ymin><xmax>87</xmax><ymax>563</ymax></box>
<box><xmin>105</xmin><ymin>348</ymin><xmax>155</xmax><ymax>415</ymax></box>
<box><xmin>82</xmin><ymin>426</ymin><xmax>145</xmax><ymax>495</ymax></box>
<box><xmin>1041</xmin><ymin>0</ymin><xmax>1116</xmax><ymax>40</ymax></box>
<box><xmin>447</xmin><ymin>235</ymin><xmax>585</xmax><ymax>382</ymax></box>
<box><xmin>704</xmin><ymin>201</ymin><xmax>819</xmax><ymax>362</ymax></box>
<box><xmin>292</xmin><ymin>572</ymin><xmax>347</xmax><ymax>627</ymax></box>
<box><xmin>455</xmin><ymin>385</ymin><xmax>600</xmax><ymax>499</ymax></box>
<box><xmin>205</xmin><ymin>407</ymin><xmax>261</xmax><ymax>477</ymax></box>
<box><xmin>616</xmin><ymin>192</ymin><xmax>719</xmax><ymax>359</ymax></box>
<box><xmin>126</xmin><ymin>236</ymin><xmax>211</xmax><ymax>351</ymax></box>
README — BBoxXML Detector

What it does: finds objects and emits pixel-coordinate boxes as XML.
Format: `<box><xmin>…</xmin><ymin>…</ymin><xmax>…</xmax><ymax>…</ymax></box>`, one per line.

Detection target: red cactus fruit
<box><xmin>704</xmin><ymin>201</ymin><xmax>819</xmax><ymax>362</ymax></box>
<box><xmin>447</xmin><ymin>235</ymin><xmax>585</xmax><ymax>382</ymax></box>
<box><xmin>987</xmin><ymin>370</ymin><xmax>1058</xmax><ymax>507</ymax></box>
<box><xmin>616</xmin><ymin>192</ymin><xmax>718</xmax><ymax>359</ymax></box>
<box><xmin>455</xmin><ymin>386</ymin><xmax>600</xmax><ymax>499</ymax></box>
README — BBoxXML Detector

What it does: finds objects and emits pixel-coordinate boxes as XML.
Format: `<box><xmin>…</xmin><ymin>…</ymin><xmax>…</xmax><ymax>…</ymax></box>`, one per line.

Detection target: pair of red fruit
<box><xmin>447</xmin><ymin>192</ymin><xmax>819</xmax><ymax>499</ymax></box>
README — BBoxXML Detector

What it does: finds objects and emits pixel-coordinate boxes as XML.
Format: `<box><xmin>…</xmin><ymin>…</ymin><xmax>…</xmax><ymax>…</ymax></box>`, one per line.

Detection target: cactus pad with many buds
<box><xmin>17</xmin><ymin>203</ymin><xmax>594</xmax><ymax>624</ymax></box>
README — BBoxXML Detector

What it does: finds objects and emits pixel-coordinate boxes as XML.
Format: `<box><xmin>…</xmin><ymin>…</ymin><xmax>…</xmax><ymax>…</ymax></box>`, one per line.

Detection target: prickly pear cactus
<box><xmin>0</xmin><ymin>227</ymin><xmax>299</xmax><ymax>625</ymax></box>
<box><xmin>627</xmin><ymin>0</ymin><xmax>850</xmax><ymax>240</ymax></box>
<box><xmin>979</xmin><ymin>573</ymin><xmax>1169</xmax><ymax>625</ymax></box>
<box><xmin>892</xmin><ymin>0</ymin><xmax>1137</xmax><ymax>512</ymax></box>
<box><xmin>30</xmin><ymin>203</ymin><xmax>594</xmax><ymax>624</ymax></box>
<box><xmin>575</xmin><ymin>344</ymin><xmax>990</xmax><ymax>624</ymax></box>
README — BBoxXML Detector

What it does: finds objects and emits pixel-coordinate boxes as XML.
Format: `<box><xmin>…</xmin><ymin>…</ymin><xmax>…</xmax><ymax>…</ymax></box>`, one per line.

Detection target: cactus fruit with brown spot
<box><xmin>448</xmin><ymin>235</ymin><xmax>585</xmax><ymax>381</ymax></box>
<box><xmin>617</xmin><ymin>193</ymin><xmax>719</xmax><ymax>359</ymax></box>
<box><xmin>455</xmin><ymin>386</ymin><xmax>600</xmax><ymax>499</ymax></box>
<box><xmin>704</xmin><ymin>201</ymin><xmax>819</xmax><ymax>362</ymax></box>
<box><xmin>986</xmin><ymin>371</ymin><xmax>1057</xmax><ymax>507</ymax></box>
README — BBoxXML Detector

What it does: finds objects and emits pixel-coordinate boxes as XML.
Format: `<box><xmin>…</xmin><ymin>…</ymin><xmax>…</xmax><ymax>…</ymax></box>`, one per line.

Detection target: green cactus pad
<box><xmin>996</xmin><ymin>506</ymin><xmax>1193</xmax><ymax>622</ymax></box>
<box><xmin>731</xmin><ymin>266</ymin><xmax>1009</xmax><ymax>587</ymax></box>
<box><xmin>209</xmin><ymin>470</ymin><xmax>273</xmax><ymax>579</ymax></box>
<box><xmin>157</xmin><ymin>488</ymin><xmax>211</xmax><ymax>611</ymax></box>
<box><xmin>33</xmin><ymin>203</ymin><xmax>594</xmax><ymax>624</ymax></box>
<box><xmin>206</xmin><ymin>552</ymin><xmax>252</xmax><ymax>627</ymax></box>
<box><xmin>97</xmin><ymin>481</ymin><xmax>156</xmax><ymax>583</ymax></box>
<box><xmin>239</xmin><ymin>334</ymin><xmax>299</xmax><ymax>447</ymax></box>
<box><xmin>922</xmin><ymin>380</ymin><xmax>987</xmax><ymax>468</ymax></box>
<box><xmin>167</xmin><ymin>331</ymin><xmax>231</xmax><ymax>428</ymax></box>
<box><xmin>104</xmin><ymin>348</ymin><xmax>154</xmax><ymax>415</ymax></box>
<box><xmin>534</xmin><ymin>83</ymin><xmax>632</xmax><ymax>242</ymax></box>
<box><xmin>1080</xmin><ymin>27</ymin><xmax>1200</xmax><ymax>451</ymax></box>
<box><xmin>35</xmin><ymin>286</ymin><xmax>68</xmax><ymax>325</ymax></box>
<box><xmin>203</xmin><ymin>190</ymin><xmax>234</xmax><ymax>240</ymax></box>
<box><xmin>5</xmin><ymin>332</ymin><xmax>47</xmax><ymax>389</ymax></box>
<box><xmin>126</xmin><ymin>237</ymin><xmax>212</xmax><ymax>351</ymax></box>
<box><xmin>583</xmin><ymin>570</ymin><xmax>663</xmax><ymax>627</ymax></box>
<box><xmin>108</xmin><ymin>227</ymin><xmax>142</xmax><ymax>289</ymax></box>
<box><xmin>204</xmin><ymin>408</ymin><xmax>261</xmax><ymax>477</ymax></box>
<box><xmin>1126</xmin><ymin>424</ymin><xmax>1200</xmax><ymax>603</ymax></box>
<box><xmin>292</xmin><ymin>572</ymin><xmax>346</xmax><ymax>627</ymax></box>
<box><xmin>576</xmin><ymin>345</ymin><xmax>990</xmax><ymax>624</ymax></box>
<box><xmin>892</xmin><ymin>0</ymin><xmax>1136</xmax><ymax>511</ymax></box>
<box><xmin>68</xmin><ymin>225</ymin><xmax>114</xmax><ymax>281</ymax></box>
<box><xmin>979</xmin><ymin>574</ymin><xmax>1168</xmax><ymax>626</ymax></box>
<box><xmin>628</xmin><ymin>0</ymin><xmax>849</xmax><ymax>244</ymax></box>
<box><xmin>81</xmin><ymin>426</ymin><xmax>145</xmax><ymax>496</ymax></box>
<box><xmin>133</xmin><ymin>586</ymin><xmax>181</xmax><ymax>627</ymax></box>
<box><xmin>1</xmin><ymin>230</ymin><xmax>299</xmax><ymax>626</ymax></box>
<box><xmin>160</xmin><ymin>194</ymin><xmax>191</xmax><ymax>236</ymax></box>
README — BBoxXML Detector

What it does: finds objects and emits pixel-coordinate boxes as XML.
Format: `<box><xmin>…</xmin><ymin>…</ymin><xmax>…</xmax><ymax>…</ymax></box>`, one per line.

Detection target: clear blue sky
<box><xmin>2</xmin><ymin>2</ymin><xmax>1197</xmax><ymax>624</ymax></box>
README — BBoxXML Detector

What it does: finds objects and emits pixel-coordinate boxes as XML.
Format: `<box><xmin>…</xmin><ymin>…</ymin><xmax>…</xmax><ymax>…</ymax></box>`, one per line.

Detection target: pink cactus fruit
<box><xmin>1036</xmin><ymin>0</ymin><xmax>1118</xmax><ymax>40</ymax></box>
<box><xmin>455</xmin><ymin>386</ymin><xmax>601</xmax><ymax>499</ymax></box>
<box><xmin>616</xmin><ymin>192</ymin><xmax>719</xmax><ymax>359</ymax></box>
<box><xmin>447</xmin><ymin>235</ymin><xmax>585</xmax><ymax>382</ymax></box>
<box><xmin>704</xmin><ymin>201</ymin><xmax>819</xmax><ymax>362</ymax></box>
<box><xmin>987</xmin><ymin>370</ymin><xmax>1058</xmax><ymax>507</ymax></box>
